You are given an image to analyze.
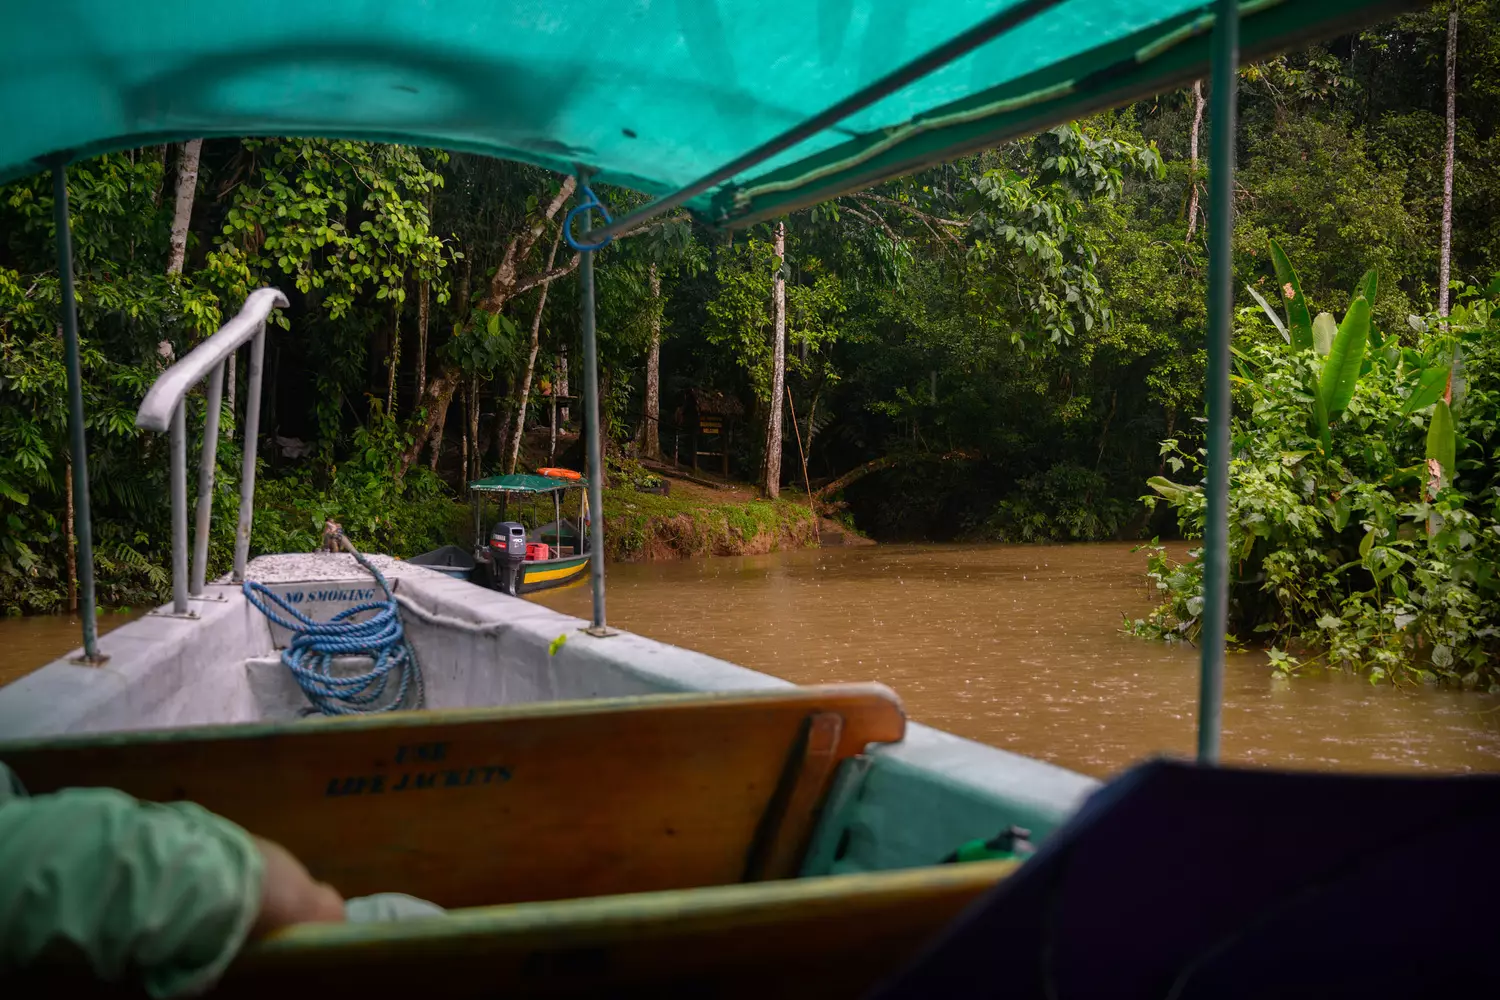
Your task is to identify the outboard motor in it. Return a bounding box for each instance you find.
[487,521,527,595]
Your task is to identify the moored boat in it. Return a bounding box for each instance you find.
[467,473,594,596]
[405,544,476,582]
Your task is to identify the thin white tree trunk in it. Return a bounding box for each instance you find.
[642,262,663,460]
[1185,81,1206,244]
[507,228,563,473]
[167,140,201,276]
[1438,1,1459,319]
[762,222,787,498]
[558,344,570,426]
[161,139,203,370]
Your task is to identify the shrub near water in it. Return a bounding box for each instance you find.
[1132,253,1500,690]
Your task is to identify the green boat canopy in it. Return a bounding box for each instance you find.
[2,0,1410,227]
[469,474,587,494]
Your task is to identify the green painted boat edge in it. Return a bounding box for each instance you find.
[517,554,591,595]
[239,858,1018,958]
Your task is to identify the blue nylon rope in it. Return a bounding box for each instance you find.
[564,185,614,252]
[242,545,425,716]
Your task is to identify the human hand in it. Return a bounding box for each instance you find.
[250,836,346,937]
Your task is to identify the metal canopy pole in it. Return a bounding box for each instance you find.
[1198,0,1239,764]
[577,169,610,635]
[584,0,1065,242]
[53,162,104,662]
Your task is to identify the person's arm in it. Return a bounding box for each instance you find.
[0,787,344,998]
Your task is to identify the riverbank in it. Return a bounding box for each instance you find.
[0,466,862,617]
[594,471,862,561]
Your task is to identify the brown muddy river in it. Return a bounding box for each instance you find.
[4,543,1496,778]
[533,542,1500,778]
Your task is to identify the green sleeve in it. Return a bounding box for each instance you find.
[0,785,265,998]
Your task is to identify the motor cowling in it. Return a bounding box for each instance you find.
[487,521,527,595]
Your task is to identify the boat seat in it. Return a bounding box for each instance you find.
[0,684,905,909]
[215,858,1018,999]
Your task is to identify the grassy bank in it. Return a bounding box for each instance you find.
[501,476,823,562]
[601,484,821,561]
[2,465,829,615]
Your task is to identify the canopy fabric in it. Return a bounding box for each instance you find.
[1,0,1413,227]
[469,474,585,494]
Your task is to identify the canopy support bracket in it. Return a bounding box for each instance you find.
[1198,0,1239,764]
[53,161,106,664]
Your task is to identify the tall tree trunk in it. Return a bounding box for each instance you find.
[762,222,787,498]
[506,227,563,473]
[495,386,513,467]
[427,387,451,473]
[470,375,482,482]
[642,262,663,460]
[399,369,457,474]
[416,279,430,400]
[167,140,202,276]
[398,176,578,478]
[549,382,559,463]
[161,139,203,371]
[1438,1,1459,319]
[461,382,471,485]
[558,343,570,426]
[386,297,401,417]
[65,459,78,613]
[1185,81,1206,244]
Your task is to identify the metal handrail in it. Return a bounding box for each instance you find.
[135,288,288,614]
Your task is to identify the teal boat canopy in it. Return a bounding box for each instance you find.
[2,0,1411,227]
[469,474,587,494]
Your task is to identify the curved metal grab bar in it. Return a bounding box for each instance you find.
[136,287,288,432]
[134,287,288,615]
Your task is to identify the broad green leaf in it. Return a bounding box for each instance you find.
[1317,295,1371,417]
[1331,495,1351,532]
[1354,269,1378,309]
[1245,283,1289,343]
[1146,476,1200,503]
[1269,239,1313,351]
[1427,400,1456,482]
[1400,365,1451,414]
[1450,345,1467,414]
[1313,389,1332,455]
[1311,311,1337,356]
[1359,527,1376,560]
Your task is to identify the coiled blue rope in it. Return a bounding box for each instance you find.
[563,185,614,252]
[242,542,424,716]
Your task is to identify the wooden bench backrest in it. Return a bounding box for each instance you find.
[0,684,904,907]
[217,859,1018,1000]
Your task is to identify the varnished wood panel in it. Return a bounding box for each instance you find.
[218,859,1017,999]
[0,685,905,908]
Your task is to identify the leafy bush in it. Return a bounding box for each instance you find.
[1131,252,1500,689]
[974,463,1135,542]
